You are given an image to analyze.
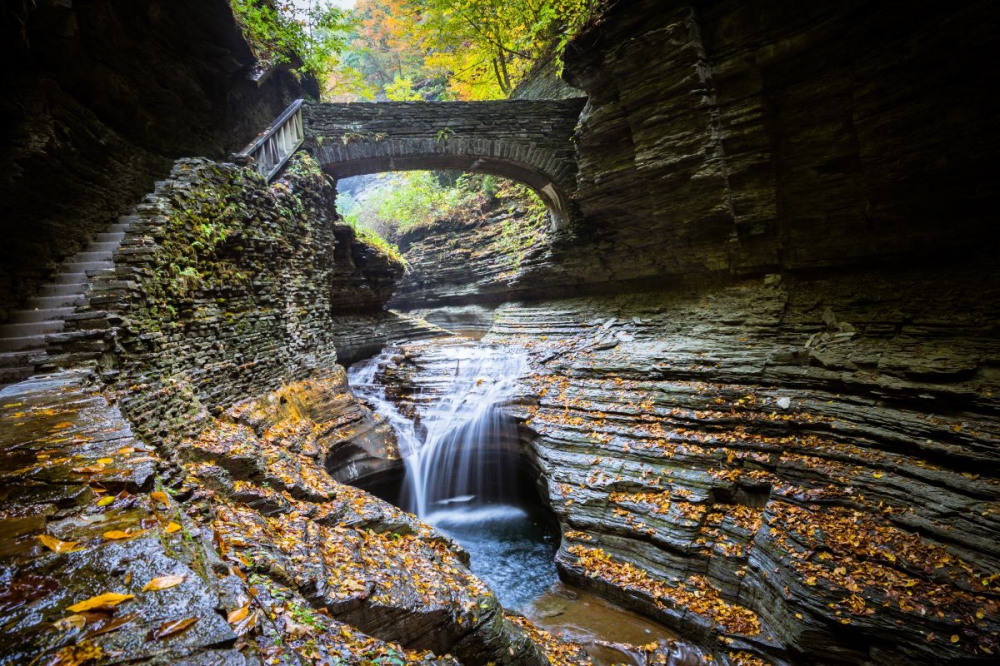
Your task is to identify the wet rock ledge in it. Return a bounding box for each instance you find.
[477,267,1000,665]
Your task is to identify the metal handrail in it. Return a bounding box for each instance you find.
[233,99,305,181]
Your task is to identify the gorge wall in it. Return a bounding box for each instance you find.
[385,0,1000,664]
[0,0,309,321]
[395,0,1000,306]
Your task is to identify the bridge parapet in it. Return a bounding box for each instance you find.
[302,99,585,229]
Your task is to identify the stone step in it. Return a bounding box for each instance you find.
[95,232,126,243]
[53,272,88,285]
[0,320,65,338]
[0,366,34,386]
[89,241,121,252]
[7,307,75,324]
[71,250,114,263]
[38,283,88,298]
[0,335,47,353]
[62,261,113,273]
[24,294,86,309]
[0,350,38,369]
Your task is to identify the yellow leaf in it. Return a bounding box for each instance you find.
[165,522,182,534]
[103,529,149,541]
[53,614,87,631]
[142,575,186,592]
[228,603,251,624]
[97,458,113,465]
[151,491,170,507]
[97,496,114,507]
[872,472,883,479]
[951,635,960,643]
[37,534,82,553]
[46,641,103,666]
[66,592,135,613]
[149,617,198,641]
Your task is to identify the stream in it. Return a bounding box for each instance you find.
[348,335,680,663]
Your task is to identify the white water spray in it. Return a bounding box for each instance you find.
[348,340,527,520]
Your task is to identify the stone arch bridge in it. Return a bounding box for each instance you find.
[301,99,586,229]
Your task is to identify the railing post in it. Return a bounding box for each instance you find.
[232,99,305,182]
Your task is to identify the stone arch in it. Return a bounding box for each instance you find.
[301,100,585,230]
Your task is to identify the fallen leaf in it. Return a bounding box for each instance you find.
[37,535,82,553]
[150,491,170,507]
[96,458,113,465]
[97,497,114,507]
[951,635,959,643]
[142,575,185,592]
[82,612,137,639]
[148,617,198,641]
[231,609,258,636]
[228,603,250,624]
[53,615,87,631]
[45,640,102,666]
[66,593,134,613]
[103,529,149,541]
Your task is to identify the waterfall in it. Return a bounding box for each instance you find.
[348,340,527,521]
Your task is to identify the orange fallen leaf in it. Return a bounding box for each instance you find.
[37,535,83,553]
[150,491,170,507]
[66,592,134,613]
[102,529,149,541]
[231,609,258,636]
[164,522,182,534]
[148,617,197,641]
[228,602,250,624]
[142,575,185,592]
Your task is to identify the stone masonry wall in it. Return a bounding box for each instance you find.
[61,153,434,450]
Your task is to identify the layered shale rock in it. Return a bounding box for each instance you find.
[475,266,999,665]
[390,192,554,309]
[392,0,1000,307]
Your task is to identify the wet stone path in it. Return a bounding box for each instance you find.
[0,372,236,665]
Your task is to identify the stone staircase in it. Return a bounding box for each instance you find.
[0,216,132,386]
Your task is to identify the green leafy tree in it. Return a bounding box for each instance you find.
[229,0,352,80]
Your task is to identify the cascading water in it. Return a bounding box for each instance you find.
[349,340,526,517]
[348,338,559,609]
[349,337,683,663]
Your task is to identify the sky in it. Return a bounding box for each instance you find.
[292,0,357,10]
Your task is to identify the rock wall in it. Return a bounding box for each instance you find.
[468,263,1000,665]
[392,0,1000,308]
[390,191,554,309]
[0,0,309,321]
[562,0,1000,279]
[60,154,443,450]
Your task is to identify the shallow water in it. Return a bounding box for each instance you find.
[428,503,559,611]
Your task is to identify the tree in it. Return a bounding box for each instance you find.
[229,0,352,80]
